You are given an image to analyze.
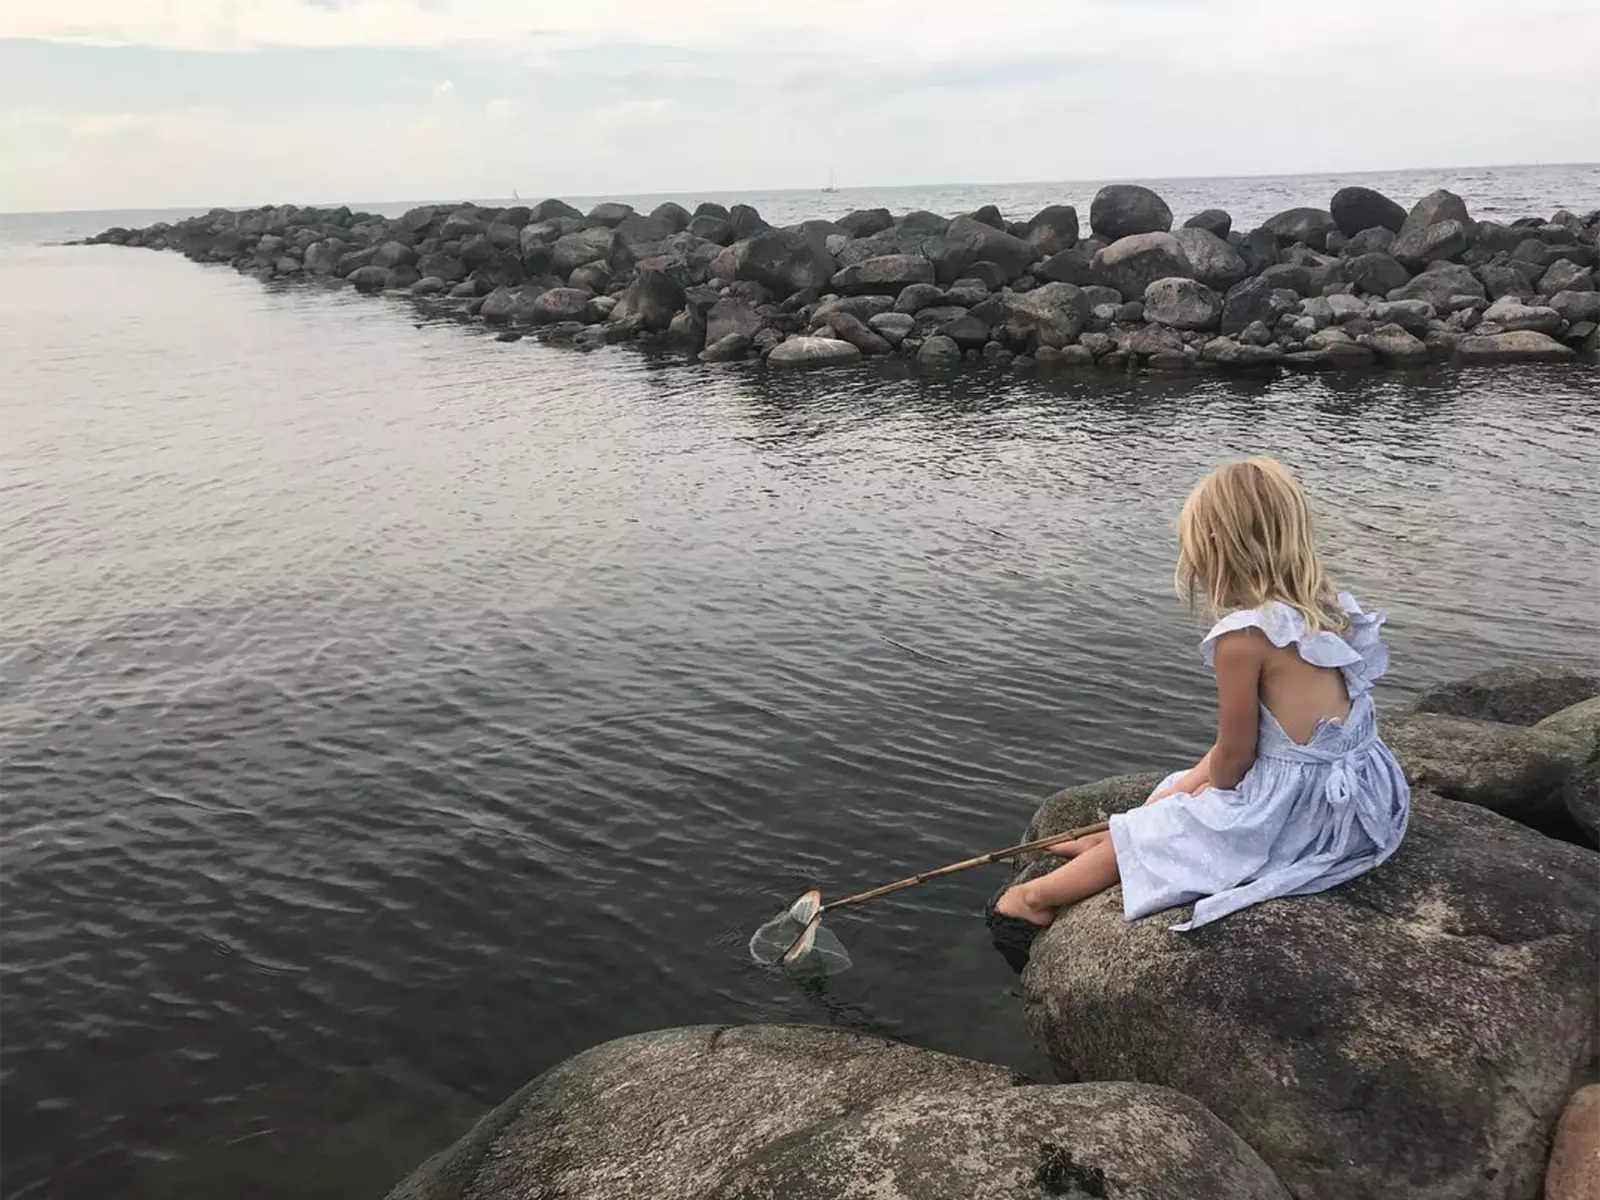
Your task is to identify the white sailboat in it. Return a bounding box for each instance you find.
[821,168,837,194]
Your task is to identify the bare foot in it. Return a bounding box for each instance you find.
[993,884,1055,927]
[1047,830,1110,858]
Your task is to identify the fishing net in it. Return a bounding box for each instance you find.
[748,910,852,976]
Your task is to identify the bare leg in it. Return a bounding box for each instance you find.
[993,840,1120,927]
[1047,829,1111,857]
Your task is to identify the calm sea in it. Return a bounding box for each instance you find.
[3,164,1599,1200]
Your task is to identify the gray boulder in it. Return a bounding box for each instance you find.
[1330,185,1407,236]
[551,228,632,278]
[838,208,893,238]
[1174,227,1248,289]
[1220,276,1298,335]
[532,288,599,325]
[825,312,893,355]
[1392,219,1472,270]
[1018,781,1599,1200]
[585,202,634,228]
[916,335,963,366]
[1476,263,1535,300]
[1184,208,1233,238]
[415,252,465,284]
[1000,282,1091,350]
[1370,299,1436,334]
[1481,296,1563,334]
[611,267,685,333]
[867,312,914,346]
[383,1025,1291,1200]
[1400,188,1472,237]
[940,215,1037,284]
[766,336,861,367]
[731,229,838,298]
[1539,259,1593,295]
[1022,204,1079,256]
[1385,710,1589,832]
[1456,331,1576,364]
[479,285,543,325]
[1361,323,1429,365]
[532,198,583,222]
[347,265,391,293]
[1412,663,1600,726]
[698,332,753,363]
[1089,184,1174,240]
[1143,277,1223,329]
[705,299,764,346]
[1566,750,1600,843]
[1259,207,1338,251]
[1201,337,1285,368]
[1549,289,1600,323]
[372,239,417,270]
[1342,226,1398,257]
[687,214,734,244]
[829,254,936,296]
[648,201,692,233]
[892,283,945,314]
[1092,233,1194,301]
[1035,246,1096,286]
[1392,263,1484,307]
[303,239,344,276]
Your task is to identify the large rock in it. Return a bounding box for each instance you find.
[1392,219,1472,270]
[1342,226,1398,257]
[1174,227,1248,289]
[705,299,764,346]
[1412,664,1600,725]
[1550,290,1600,324]
[478,285,543,325]
[372,239,418,270]
[838,208,893,238]
[1361,323,1429,365]
[824,312,892,355]
[916,335,962,366]
[1022,204,1079,256]
[1457,331,1577,364]
[1018,784,1599,1200]
[1343,251,1411,297]
[1392,263,1485,307]
[1035,246,1096,286]
[1481,295,1564,334]
[829,254,936,296]
[1143,277,1223,329]
[1184,208,1233,238]
[939,214,1038,284]
[1220,276,1298,335]
[1000,282,1091,350]
[532,198,583,223]
[1384,710,1588,831]
[1201,337,1286,368]
[532,287,599,325]
[1566,749,1600,844]
[731,229,838,298]
[765,336,861,367]
[1089,184,1174,240]
[1259,207,1338,251]
[1330,186,1407,237]
[1538,259,1593,296]
[384,1025,1291,1200]
[1401,188,1472,237]
[551,227,632,278]
[611,267,685,333]
[708,1082,1291,1200]
[1092,233,1193,301]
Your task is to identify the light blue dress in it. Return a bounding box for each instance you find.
[1109,593,1410,931]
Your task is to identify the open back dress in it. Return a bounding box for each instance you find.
[1108,593,1411,931]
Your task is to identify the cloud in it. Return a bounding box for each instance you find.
[1,0,1597,210]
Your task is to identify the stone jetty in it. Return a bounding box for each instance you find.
[86,184,1600,372]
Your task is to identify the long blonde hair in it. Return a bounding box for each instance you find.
[1174,457,1347,633]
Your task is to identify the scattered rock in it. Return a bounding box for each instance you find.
[1000,282,1091,350]
[1201,337,1285,368]
[826,312,893,355]
[1549,290,1600,323]
[1035,246,1096,286]
[698,332,753,363]
[1476,263,1535,300]
[1023,205,1080,256]
[916,335,963,366]
[1089,184,1174,240]
[1093,233,1194,300]
[829,254,936,296]
[765,336,861,367]
[867,311,914,346]
[1184,208,1233,238]
[1174,227,1249,289]
[1361,322,1429,365]
[940,215,1038,284]
[705,299,764,346]
[1370,299,1436,334]
[611,267,684,333]
[1220,276,1298,335]
[1392,219,1473,270]
[1456,330,1576,364]
[1018,782,1599,1200]
[731,229,838,298]
[893,283,946,314]
[1481,296,1563,334]
[1392,263,1485,307]
[1342,226,1398,257]
[1259,207,1338,251]
[1401,188,1472,237]
[348,265,391,293]
[1143,277,1224,329]
[1330,185,1407,236]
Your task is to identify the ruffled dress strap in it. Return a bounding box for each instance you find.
[1200,593,1390,697]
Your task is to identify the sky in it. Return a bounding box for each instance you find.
[2,0,1598,213]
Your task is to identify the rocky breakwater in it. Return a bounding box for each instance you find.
[87,183,1600,373]
[1014,663,1600,1200]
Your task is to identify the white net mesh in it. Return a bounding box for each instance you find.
[748,911,853,976]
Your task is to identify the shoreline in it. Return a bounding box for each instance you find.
[84,183,1600,373]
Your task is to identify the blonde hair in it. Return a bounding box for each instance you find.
[1175,457,1347,633]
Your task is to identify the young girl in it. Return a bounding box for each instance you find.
[993,456,1410,936]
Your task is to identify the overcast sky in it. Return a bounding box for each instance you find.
[2,0,1598,212]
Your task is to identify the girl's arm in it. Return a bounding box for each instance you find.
[1209,629,1265,790]
[1147,746,1215,803]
